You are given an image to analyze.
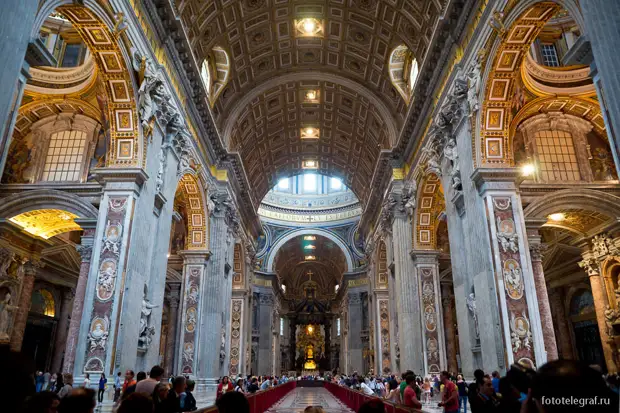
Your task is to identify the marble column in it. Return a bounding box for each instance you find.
[581,1,620,175]
[164,284,180,376]
[51,288,74,373]
[385,179,424,373]
[62,229,94,374]
[548,288,575,360]
[324,318,332,371]
[289,318,297,370]
[579,256,617,372]
[194,190,235,388]
[441,283,458,374]
[528,241,558,360]
[10,260,39,351]
[256,291,275,375]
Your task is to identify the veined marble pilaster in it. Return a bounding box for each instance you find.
[228,298,244,377]
[385,179,424,373]
[412,251,446,376]
[164,284,181,376]
[483,193,546,369]
[10,259,40,351]
[51,287,74,373]
[177,251,209,377]
[63,228,95,374]
[376,296,392,374]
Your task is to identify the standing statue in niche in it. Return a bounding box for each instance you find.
[467,292,480,339]
[133,51,161,138]
[219,326,226,365]
[0,291,17,341]
[155,148,167,193]
[138,285,158,350]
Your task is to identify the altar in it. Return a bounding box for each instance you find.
[295,324,325,373]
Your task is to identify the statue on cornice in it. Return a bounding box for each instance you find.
[155,147,166,193]
[0,249,16,279]
[380,193,397,231]
[133,51,162,138]
[444,137,462,190]
[402,181,417,216]
[466,50,485,117]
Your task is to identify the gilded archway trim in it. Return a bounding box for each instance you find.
[413,173,445,249]
[479,2,561,165]
[176,174,209,250]
[54,5,142,167]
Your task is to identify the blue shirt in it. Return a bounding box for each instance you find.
[115,376,121,388]
[491,377,500,393]
[99,378,107,390]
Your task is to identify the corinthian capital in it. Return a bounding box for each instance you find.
[76,244,93,262]
[578,257,600,277]
[529,242,547,262]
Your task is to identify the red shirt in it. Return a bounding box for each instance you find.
[442,381,459,411]
[403,386,421,409]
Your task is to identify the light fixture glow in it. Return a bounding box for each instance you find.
[304,236,316,241]
[302,160,318,169]
[305,90,317,100]
[307,325,314,333]
[305,255,316,260]
[548,213,566,222]
[303,18,316,34]
[306,127,315,135]
[304,245,316,250]
[521,163,536,176]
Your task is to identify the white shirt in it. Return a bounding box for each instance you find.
[360,382,374,396]
[83,378,91,388]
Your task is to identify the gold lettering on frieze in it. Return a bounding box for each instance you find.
[257,207,363,223]
[253,278,272,287]
[348,278,369,287]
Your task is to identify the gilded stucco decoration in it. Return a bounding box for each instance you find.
[414,174,445,249]
[176,174,208,250]
[9,209,82,239]
[480,3,565,165]
[56,6,141,167]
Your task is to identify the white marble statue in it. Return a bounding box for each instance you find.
[466,292,479,338]
[0,292,16,341]
[155,147,167,193]
[139,286,158,349]
[466,54,483,117]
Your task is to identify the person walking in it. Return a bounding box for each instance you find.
[58,374,73,399]
[82,373,91,389]
[114,372,122,403]
[403,375,422,409]
[135,365,164,396]
[456,374,468,413]
[97,373,107,403]
[35,371,44,392]
[43,371,51,391]
[438,371,459,413]
[423,378,432,403]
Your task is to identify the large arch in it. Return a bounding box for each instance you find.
[31,1,142,167]
[523,189,620,221]
[265,228,354,273]
[0,189,99,220]
[478,1,590,166]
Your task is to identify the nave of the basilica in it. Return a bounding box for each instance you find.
[1,0,620,410]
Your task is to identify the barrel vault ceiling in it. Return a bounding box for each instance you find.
[174,0,445,205]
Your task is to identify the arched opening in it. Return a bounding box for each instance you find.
[479,3,616,176]
[388,45,418,104]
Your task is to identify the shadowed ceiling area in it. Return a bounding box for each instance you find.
[274,234,346,298]
[174,0,445,204]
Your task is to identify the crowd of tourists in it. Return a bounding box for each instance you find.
[4,340,619,413]
[329,360,619,413]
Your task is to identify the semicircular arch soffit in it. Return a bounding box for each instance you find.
[0,189,99,219]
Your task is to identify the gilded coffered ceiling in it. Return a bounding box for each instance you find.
[174,0,445,204]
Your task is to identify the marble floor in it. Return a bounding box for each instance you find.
[263,387,453,413]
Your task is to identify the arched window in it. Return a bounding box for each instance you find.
[31,289,55,317]
[408,58,419,92]
[42,130,88,181]
[389,45,417,104]
[200,59,211,94]
[534,130,580,181]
